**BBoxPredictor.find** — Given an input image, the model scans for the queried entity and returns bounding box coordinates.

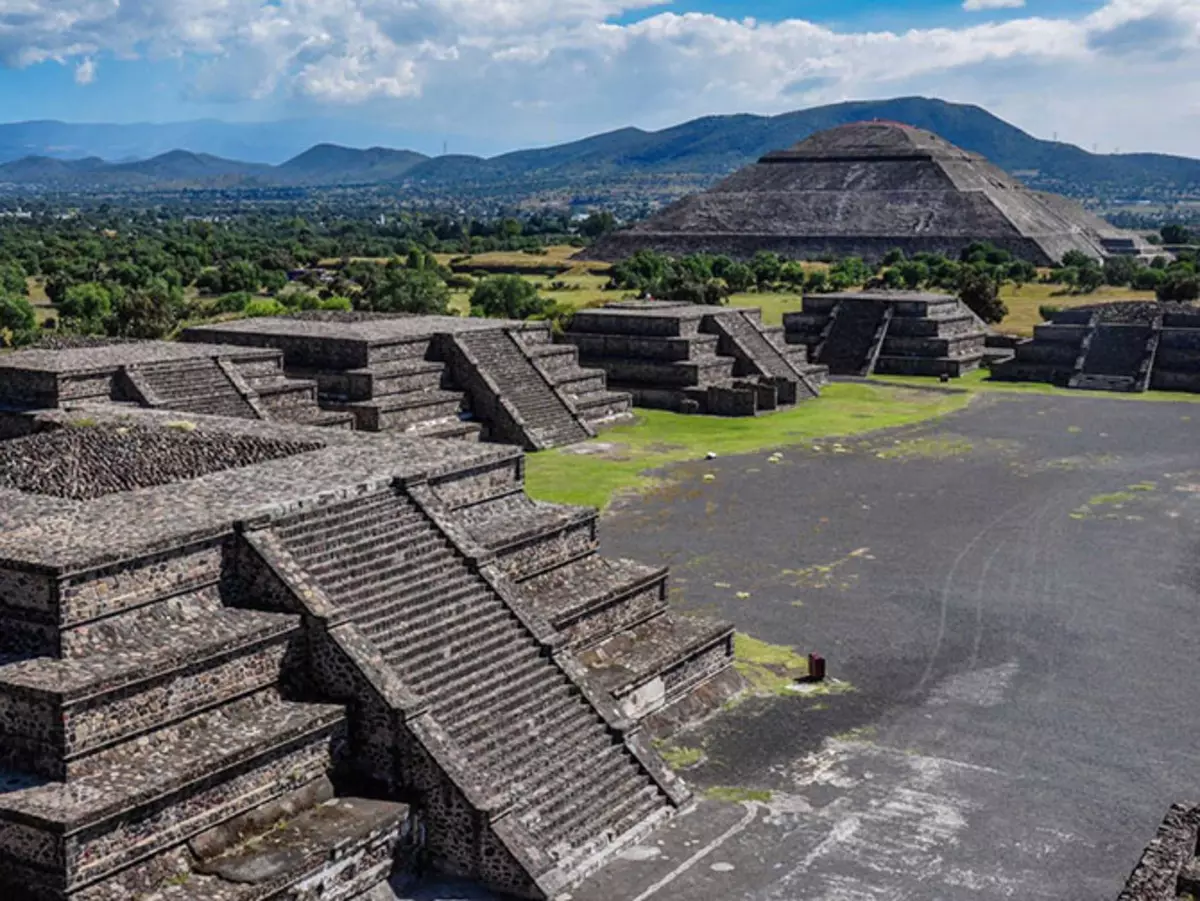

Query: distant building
[586,121,1158,265]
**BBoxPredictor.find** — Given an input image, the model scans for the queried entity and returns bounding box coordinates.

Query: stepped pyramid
[587,121,1156,265]
[184,314,633,450]
[0,401,741,899]
[993,301,1200,394]
[558,301,826,415]
[784,290,988,377]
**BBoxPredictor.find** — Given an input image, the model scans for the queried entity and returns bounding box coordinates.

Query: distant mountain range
[2,98,1198,203]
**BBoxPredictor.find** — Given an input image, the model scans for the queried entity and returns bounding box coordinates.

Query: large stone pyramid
[587,121,1153,265]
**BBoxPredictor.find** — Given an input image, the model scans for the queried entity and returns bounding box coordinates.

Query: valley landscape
[1,2,1200,901]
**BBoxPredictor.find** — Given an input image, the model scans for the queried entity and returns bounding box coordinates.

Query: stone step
[252,377,317,404]
[572,390,634,417]
[556,785,665,874]
[399,622,534,693]
[287,511,428,566]
[441,662,567,739]
[59,580,226,658]
[318,550,462,613]
[347,359,446,399]
[302,525,439,579]
[342,390,465,431]
[415,641,538,711]
[427,651,548,723]
[555,370,608,397]
[113,796,408,901]
[347,572,481,638]
[509,722,620,805]
[0,690,344,893]
[518,555,668,646]
[371,596,511,665]
[524,752,646,846]
[456,680,587,767]
[399,417,482,442]
[271,492,402,544]
[0,604,299,780]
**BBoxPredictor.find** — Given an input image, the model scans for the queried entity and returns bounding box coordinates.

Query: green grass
[658,745,705,769]
[873,368,1200,404]
[704,786,774,804]
[524,382,971,510]
[733,633,811,695]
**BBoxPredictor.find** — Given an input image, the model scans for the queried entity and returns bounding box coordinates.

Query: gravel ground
[412,391,1200,901]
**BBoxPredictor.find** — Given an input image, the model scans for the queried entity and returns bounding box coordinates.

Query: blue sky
[0,0,1196,156]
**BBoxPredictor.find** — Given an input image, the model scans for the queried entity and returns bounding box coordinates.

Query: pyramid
[587,121,1154,265]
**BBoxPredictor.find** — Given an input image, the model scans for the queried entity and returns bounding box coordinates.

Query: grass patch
[876,435,973,460]
[704,786,774,804]
[1088,491,1138,507]
[524,382,971,509]
[733,633,810,695]
[658,745,705,769]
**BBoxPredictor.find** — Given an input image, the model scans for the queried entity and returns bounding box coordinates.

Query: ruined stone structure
[182,314,632,450]
[0,395,739,900]
[558,301,826,415]
[1117,804,1200,900]
[0,341,354,431]
[586,121,1158,265]
[992,302,1200,393]
[784,291,988,377]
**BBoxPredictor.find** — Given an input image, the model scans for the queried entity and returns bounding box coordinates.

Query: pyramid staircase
[1069,323,1156,393]
[249,484,686,898]
[448,329,594,450]
[815,299,893,375]
[0,548,407,901]
[508,329,635,430]
[702,309,824,401]
[121,355,354,429]
[429,468,741,738]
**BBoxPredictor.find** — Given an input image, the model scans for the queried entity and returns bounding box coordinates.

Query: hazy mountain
[278,144,428,183]
[0,98,1197,200]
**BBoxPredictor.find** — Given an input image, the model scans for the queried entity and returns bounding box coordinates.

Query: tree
[721,262,756,294]
[750,251,782,288]
[1075,265,1104,294]
[882,248,907,267]
[470,275,554,319]
[579,212,616,238]
[108,284,179,339]
[360,267,450,315]
[0,294,36,346]
[60,282,118,334]
[0,264,27,297]
[957,268,1007,324]
[1102,256,1138,287]
[1061,250,1096,269]
[1157,272,1200,303]
[1162,225,1193,245]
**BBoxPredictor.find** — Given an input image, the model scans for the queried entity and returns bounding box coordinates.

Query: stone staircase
[314,340,481,441]
[264,488,677,897]
[0,549,407,901]
[451,330,593,450]
[1069,324,1154,393]
[817,300,893,375]
[435,476,741,739]
[703,309,822,400]
[127,358,261,420]
[510,333,634,429]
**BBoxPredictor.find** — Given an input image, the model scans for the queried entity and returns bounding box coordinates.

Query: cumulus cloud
[73,57,95,85]
[0,0,1198,153]
[963,0,1026,10]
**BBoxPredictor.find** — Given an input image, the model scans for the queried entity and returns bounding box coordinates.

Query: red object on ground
[808,653,826,681]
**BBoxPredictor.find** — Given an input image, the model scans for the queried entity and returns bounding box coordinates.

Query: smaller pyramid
[588,122,1154,265]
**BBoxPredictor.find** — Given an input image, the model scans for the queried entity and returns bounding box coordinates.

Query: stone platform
[1118,804,1200,900]
[0,405,738,899]
[784,291,987,377]
[182,313,633,450]
[992,302,1200,394]
[0,340,353,431]
[558,301,826,415]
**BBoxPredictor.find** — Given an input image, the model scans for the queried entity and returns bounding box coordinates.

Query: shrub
[470,275,555,319]
[1039,305,1064,321]
[243,298,289,318]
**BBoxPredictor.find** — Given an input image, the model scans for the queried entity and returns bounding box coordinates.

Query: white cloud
[0,0,1198,154]
[73,57,95,85]
[963,0,1026,11]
